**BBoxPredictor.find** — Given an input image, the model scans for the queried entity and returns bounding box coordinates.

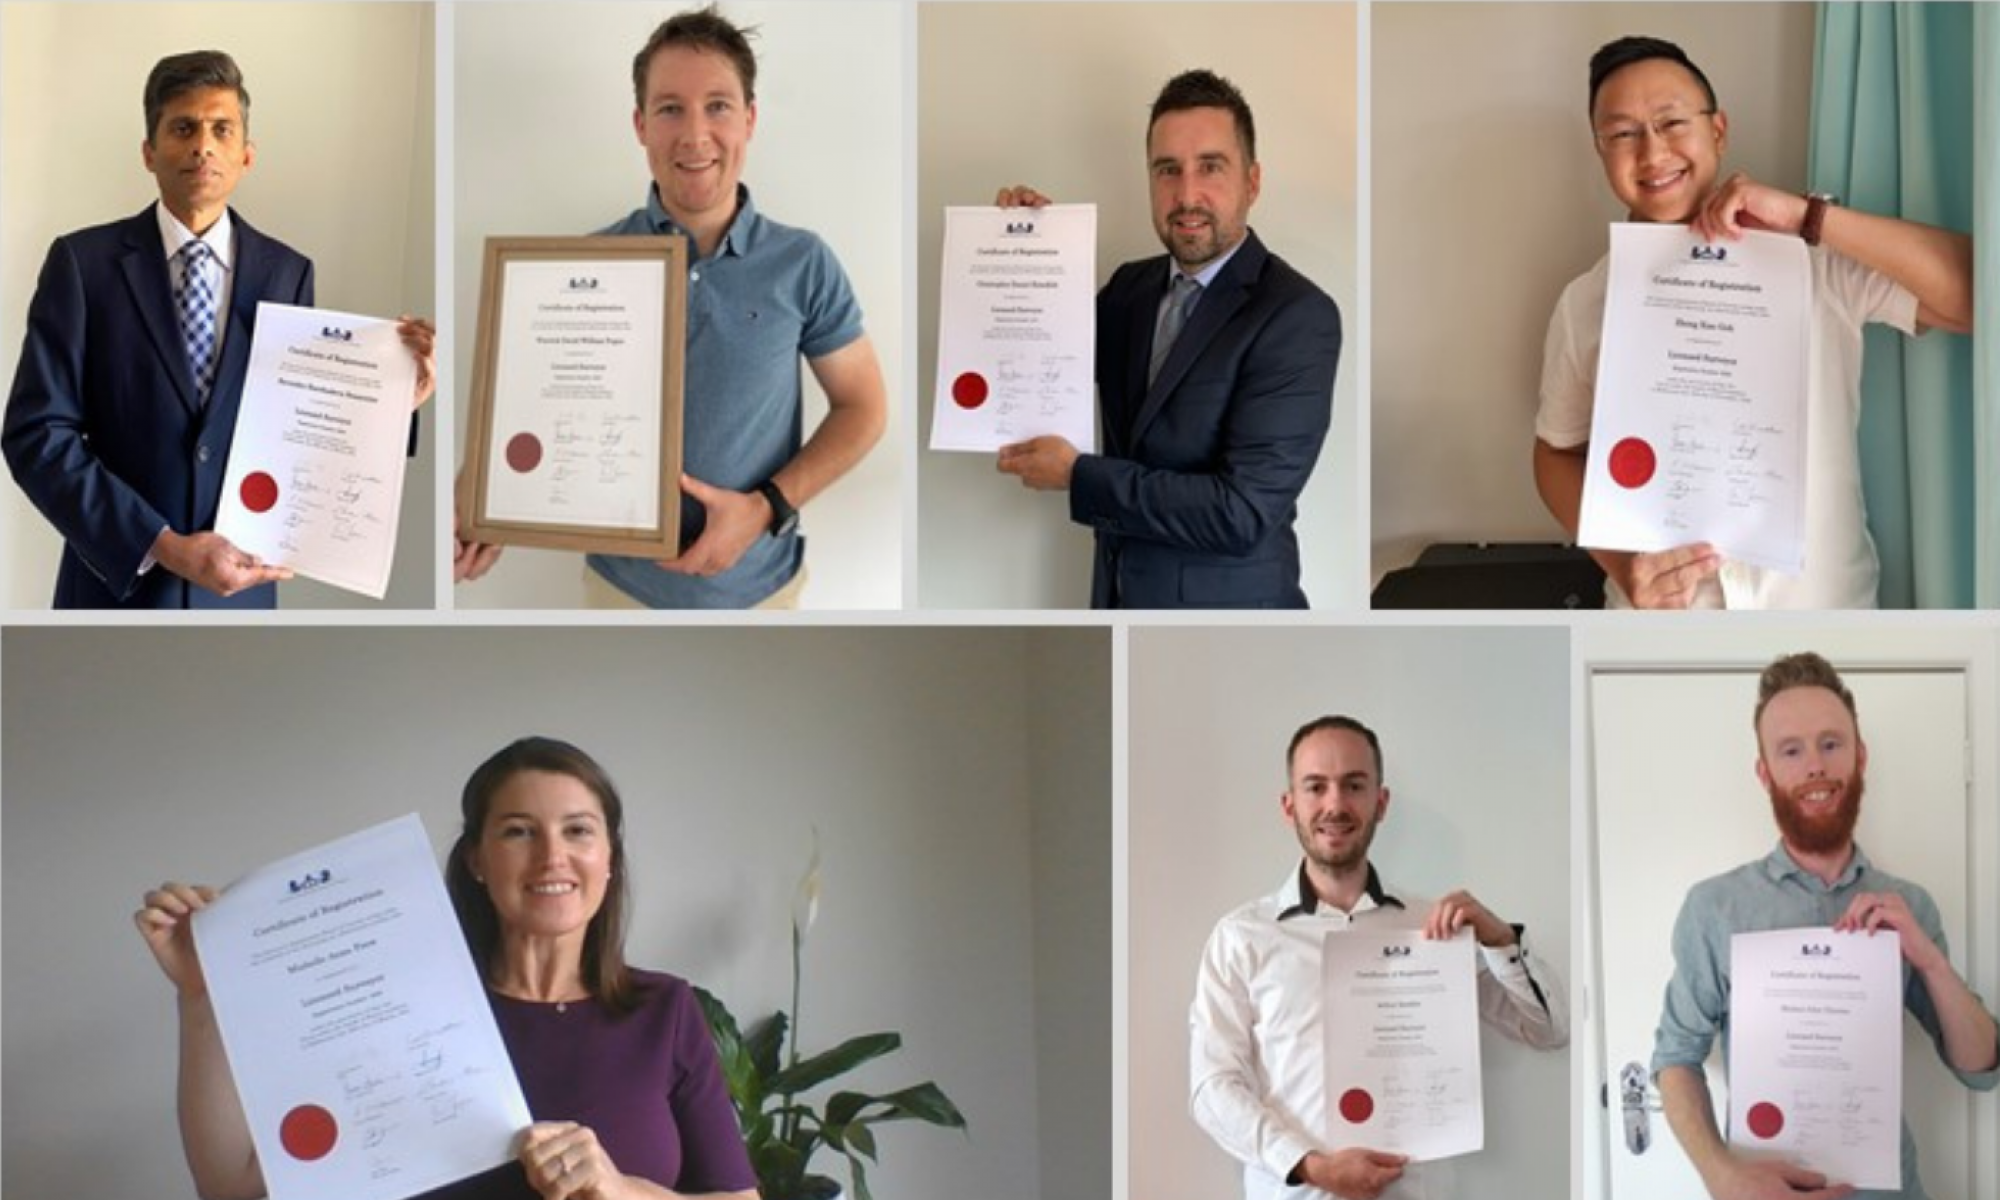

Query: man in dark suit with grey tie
[3,50,431,609]
[996,70,1341,609]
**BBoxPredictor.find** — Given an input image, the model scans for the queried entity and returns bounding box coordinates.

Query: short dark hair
[444,737,641,1015]
[1149,68,1256,164]
[1587,35,1718,118]
[1286,715,1383,783]
[632,4,759,110]
[144,50,249,144]
[1754,652,1858,735]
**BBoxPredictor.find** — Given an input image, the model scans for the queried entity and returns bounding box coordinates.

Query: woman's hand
[134,882,220,998]
[520,1121,636,1200]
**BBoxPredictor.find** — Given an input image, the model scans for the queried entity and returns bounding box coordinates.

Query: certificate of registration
[1578,224,1811,573]
[931,204,1096,453]
[214,303,417,599]
[1321,927,1483,1160]
[1728,927,1901,1190]
[193,814,530,1200]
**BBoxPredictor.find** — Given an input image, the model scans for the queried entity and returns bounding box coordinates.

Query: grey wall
[1,626,1110,1200]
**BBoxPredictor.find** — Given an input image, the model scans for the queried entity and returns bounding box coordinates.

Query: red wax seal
[1746,1101,1784,1140]
[240,471,279,514]
[279,1103,339,1161]
[1338,1088,1375,1124]
[505,432,543,474]
[951,371,989,410]
[1608,437,1657,489]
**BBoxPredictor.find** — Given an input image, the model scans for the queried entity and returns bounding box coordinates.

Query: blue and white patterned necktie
[174,240,220,400]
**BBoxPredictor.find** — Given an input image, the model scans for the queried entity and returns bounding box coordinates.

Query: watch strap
[755,479,797,537]
[1801,191,1838,247]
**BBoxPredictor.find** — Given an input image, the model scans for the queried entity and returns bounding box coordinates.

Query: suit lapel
[1129,231,1267,449]
[205,213,270,433]
[116,207,201,415]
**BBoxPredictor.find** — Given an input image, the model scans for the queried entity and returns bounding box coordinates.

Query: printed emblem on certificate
[1321,928,1484,1160]
[462,236,687,557]
[214,303,417,599]
[1728,927,1901,1190]
[930,203,1097,453]
[193,814,530,1200]
[1578,224,1811,573]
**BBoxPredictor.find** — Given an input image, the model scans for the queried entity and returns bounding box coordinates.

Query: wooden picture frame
[462,235,687,557]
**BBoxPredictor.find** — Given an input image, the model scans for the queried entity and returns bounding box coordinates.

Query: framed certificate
[462,236,687,557]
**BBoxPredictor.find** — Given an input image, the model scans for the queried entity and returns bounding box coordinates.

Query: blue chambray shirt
[1652,841,2000,1199]
[586,184,864,608]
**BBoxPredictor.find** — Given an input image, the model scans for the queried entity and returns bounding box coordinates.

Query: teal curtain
[1809,2,1985,608]
[1978,6,1999,607]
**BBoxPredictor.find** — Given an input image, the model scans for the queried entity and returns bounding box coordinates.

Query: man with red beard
[1653,652,2000,1200]
[1189,716,1568,1200]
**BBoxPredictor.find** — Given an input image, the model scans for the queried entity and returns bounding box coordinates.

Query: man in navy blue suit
[996,70,1341,609]
[3,50,431,609]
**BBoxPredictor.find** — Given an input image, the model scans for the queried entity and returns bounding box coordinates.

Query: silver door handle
[1617,1061,1660,1155]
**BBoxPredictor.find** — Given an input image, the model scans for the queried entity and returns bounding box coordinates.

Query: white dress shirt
[1190,863,1569,1200]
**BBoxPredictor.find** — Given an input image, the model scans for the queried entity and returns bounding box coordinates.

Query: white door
[1587,668,1976,1200]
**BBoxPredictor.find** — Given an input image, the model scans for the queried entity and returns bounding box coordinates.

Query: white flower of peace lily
[791,828,822,945]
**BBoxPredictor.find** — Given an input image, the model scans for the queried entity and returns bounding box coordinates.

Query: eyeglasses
[1593,109,1716,155]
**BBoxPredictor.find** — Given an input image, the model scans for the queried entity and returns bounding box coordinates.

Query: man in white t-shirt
[1532,35,1974,609]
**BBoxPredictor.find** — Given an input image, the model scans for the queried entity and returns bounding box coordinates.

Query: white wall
[450,1,904,611]
[918,3,1362,610]
[1128,624,1571,1200]
[0,2,437,609]
[1571,621,2000,1200]
[0,626,1110,1200]
[1370,4,1815,581]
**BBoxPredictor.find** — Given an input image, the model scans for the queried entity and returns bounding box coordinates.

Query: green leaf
[745,1009,789,1081]
[826,1082,968,1131]
[845,1121,878,1161]
[767,1031,900,1095]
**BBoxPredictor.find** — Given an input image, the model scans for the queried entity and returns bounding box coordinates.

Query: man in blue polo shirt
[456,5,886,608]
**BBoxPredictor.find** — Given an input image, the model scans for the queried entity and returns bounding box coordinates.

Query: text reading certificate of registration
[1728,927,1901,1190]
[931,203,1096,452]
[194,814,530,1200]
[1321,927,1484,1159]
[1579,224,1811,572]
[215,304,418,598]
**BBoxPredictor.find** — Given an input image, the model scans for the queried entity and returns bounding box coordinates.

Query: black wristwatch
[1801,191,1839,247]
[755,479,798,538]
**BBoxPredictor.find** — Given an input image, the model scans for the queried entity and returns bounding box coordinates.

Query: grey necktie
[1148,273,1201,387]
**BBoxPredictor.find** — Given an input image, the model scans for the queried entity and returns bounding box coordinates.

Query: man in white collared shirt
[1190,715,1569,1200]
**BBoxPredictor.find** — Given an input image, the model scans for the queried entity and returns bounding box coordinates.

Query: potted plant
[696,839,966,1200]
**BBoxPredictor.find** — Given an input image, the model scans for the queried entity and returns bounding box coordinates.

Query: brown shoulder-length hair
[445,737,641,1015]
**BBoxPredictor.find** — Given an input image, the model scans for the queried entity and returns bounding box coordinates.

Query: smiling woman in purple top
[134,738,758,1200]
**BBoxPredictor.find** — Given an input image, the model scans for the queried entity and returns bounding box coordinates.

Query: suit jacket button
[197,444,211,464]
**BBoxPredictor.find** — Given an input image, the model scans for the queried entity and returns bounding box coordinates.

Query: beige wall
[919,2,1362,609]
[1371,3,1815,581]
[449,1,904,611]
[0,2,437,609]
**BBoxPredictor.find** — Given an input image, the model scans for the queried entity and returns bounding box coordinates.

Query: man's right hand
[151,529,292,597]
[1622,542,1721,608]
[994,185,1053,209]
[1704,1157,1855,1200]
[453,501,504,582]
[1297,1148,1409,1200]
[134,882,218,999]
